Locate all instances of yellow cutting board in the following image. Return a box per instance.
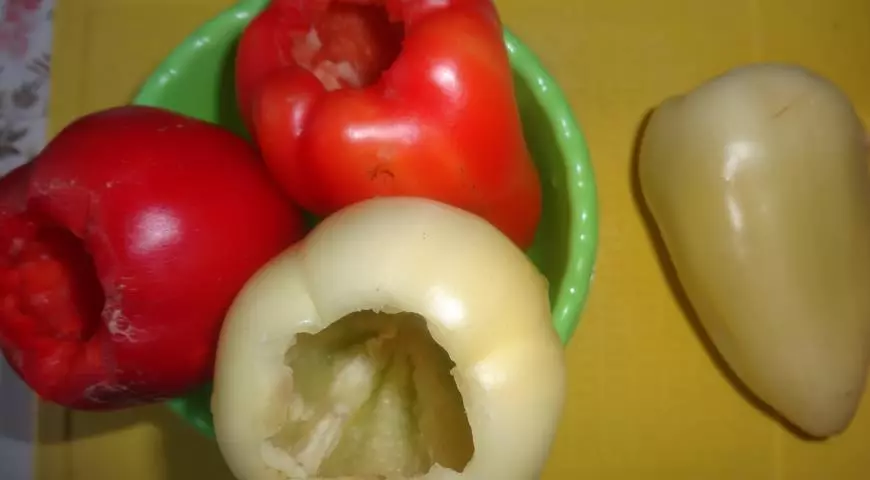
[40,0,870,478]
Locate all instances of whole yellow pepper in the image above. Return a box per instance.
[639,64,870,438]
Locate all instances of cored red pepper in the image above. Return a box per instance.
[0,106,305,409]
[235,0,542,247]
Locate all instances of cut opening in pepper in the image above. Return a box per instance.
[292,1,404,90]
[266,309,474,477]
[2,221,105,344]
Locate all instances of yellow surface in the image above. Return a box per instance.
[39,0,870,478]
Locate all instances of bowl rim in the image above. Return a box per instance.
[499,32,599,344]
[134,0,599,436]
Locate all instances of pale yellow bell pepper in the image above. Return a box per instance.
[211,197,566,479]
[639,63,870,438]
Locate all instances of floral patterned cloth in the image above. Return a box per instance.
[0,2,53,479]
[0,0,53,177]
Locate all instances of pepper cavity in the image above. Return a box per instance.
[1,217,104,345]
[266,310,473,477]
[290,2,404,91]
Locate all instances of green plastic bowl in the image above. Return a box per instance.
[133,0,598,438]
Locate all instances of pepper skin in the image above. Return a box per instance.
[639,64,870,437]
[235,0,542,248]
[0,105,305,409]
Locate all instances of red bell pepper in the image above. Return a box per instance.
[235,0,542,248]
[0,106,305,409]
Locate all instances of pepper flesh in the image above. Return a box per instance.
[235,0,543,248]
[638,64,870,437]
[0,106,305,409]
[212,197,565,479]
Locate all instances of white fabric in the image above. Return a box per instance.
[0,0,56,478]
